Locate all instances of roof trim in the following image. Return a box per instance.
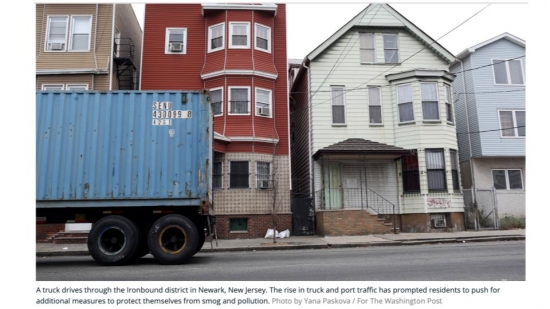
[201,3,277,15]
[455,32,525,61]
[307,3,455,63]
[36,69,108,75]
[201,69,277,80]
[385,69,456,82]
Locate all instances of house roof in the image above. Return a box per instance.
[312,138,413,160]
[306,3,455,63]
[454,32,525,61]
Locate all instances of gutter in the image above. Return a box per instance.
[36,69,109,75]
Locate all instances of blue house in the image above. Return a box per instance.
[450,33,525,228]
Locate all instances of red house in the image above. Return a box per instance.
[141,3,291,239]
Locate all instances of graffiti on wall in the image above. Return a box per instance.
[427,198,451,208]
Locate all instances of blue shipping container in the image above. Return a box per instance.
[36,91,211,208]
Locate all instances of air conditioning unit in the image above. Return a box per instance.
[257,107,270,116]
[431,214,447,228]
[169,42,183,52]
[49,42,64,51]
[258,180,270,189]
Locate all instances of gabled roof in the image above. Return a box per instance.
[312,138,412,159]
[455,32,525,61]
[306,3,455,63]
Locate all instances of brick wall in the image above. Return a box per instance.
[36,223,65,243]
[400,212,466,233]
[315,210,393,236]
[215,214,292,239]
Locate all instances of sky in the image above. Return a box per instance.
[131,1,530,59]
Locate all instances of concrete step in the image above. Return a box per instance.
[53,237,88,244]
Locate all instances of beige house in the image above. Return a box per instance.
[36,3,142,91]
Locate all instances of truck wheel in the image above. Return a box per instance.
[148,214,198,265]
[194,227,206,255]
[87,215,140,266]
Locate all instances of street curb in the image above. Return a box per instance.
[36,236,524,257]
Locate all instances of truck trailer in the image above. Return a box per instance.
[36,90,213,266]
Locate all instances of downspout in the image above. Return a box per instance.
[457,58,477,230]
[109,4,116,90]
[93,4,99,72]
[303,60,313,198]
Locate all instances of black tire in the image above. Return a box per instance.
[148,214,199,265]
[87,215,140,266]
[194,227,206,255]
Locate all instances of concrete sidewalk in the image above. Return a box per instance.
[36,229,525,257]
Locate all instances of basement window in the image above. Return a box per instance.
[431,214,447,228]
[230,218,248,232]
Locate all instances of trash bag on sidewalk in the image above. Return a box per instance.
[278,229,290,238]
[264,229,278,238]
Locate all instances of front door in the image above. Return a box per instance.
[323,163,342,209]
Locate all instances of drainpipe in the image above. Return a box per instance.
[457,58,477,230]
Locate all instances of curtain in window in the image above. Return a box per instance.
[368,87,382,123]
[426,150,446,191]
[493,60,509,84]
[169,30,184,43]
[232,24,247,46]
[256,25,269,50]
[331,87,345,124]
[359,33,375,63]
[383,34,398,63]
[71,16,91,50]
[509,60,524,84]
[49,17,67,43]
[210,89,222,115]
[397,84,413,122]
[402,154,420,193]
[516,111,525,136]
[230,88,248,114]
[421,83,439,120]
[211,25,223,49]
[499,111,515,136]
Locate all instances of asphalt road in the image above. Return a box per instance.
[36,241,525,281]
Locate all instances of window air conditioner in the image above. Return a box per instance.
[258,180,270,189]
[169,42,183,52]
[432,215,447,228]
[258,107,270,116]
[49,42,64,51]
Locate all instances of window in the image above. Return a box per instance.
[228,87,250,115]
[499,110,525,137]
[397,84,413,123]
[45,16,68,51]
[114,28,121,57]
[421,83,439,120]
[230,161,249,188]
[383,33,399,63]
[331,86,346,125]
[42,84,64,90]
[165,28,186,54]
[402,154,420,193]
[255,88,272,117]
[367,86,382,124]
[69,16,92,51]
[210,88,223,116]
[256,162,271,189]
[359,33,375,63]
[66,84,88,90]
[450,150,459,192]
[255,23,271,52]
[426,149,446,192]
[213,162,223,189]
[492,169,523,190]
[229,22,250,48]
[230,218,248,232]
[208,23,225,52]
[444,84,453,122]
[492,59,524,85]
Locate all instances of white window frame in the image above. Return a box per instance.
[491,58,525,86]
[210,87,224,117]
[492,169,524,190]
[42,84,65,90]
[68,15,92,52]
[208,22,225,53]
[66,84,88,90]
[498,110,525,138]
[256,161,272,189]
[383,33,399,64]
[420,82,440,121]
[359,32,376,64]
[254,23,271,53]
[255,87,272,118]
[396,83,414,123]
[228,86,251,115]
[165,27,187,54]
[367,86,383,125]
[45,15,69,52]
[330,86,346,126]
[229,22,250,49]
[444,84,453,123]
